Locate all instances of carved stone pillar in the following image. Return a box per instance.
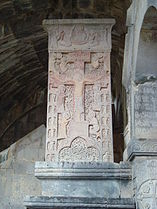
[122,1,157,209]
[24,19,134,209]
[44,19,114,163]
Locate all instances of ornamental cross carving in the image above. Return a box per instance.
[62,51,91,122]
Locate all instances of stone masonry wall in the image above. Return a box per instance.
[0,125,45,209]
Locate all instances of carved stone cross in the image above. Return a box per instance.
[68,51,90,121]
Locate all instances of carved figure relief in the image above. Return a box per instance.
[55,24,106,50]
[89,113,100,140]
[45,20,114,162]
[71,25,88,45]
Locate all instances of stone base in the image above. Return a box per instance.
[24,196,135,209]
[34,162,132,198]
[24,162,134,208]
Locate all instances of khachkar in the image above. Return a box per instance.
[45,19,114,163]
[24,19,135,209]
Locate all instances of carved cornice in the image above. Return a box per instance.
[35,161,132,180]
[127,139,157,160]
[43,19,115,52]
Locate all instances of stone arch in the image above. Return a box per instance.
[135,6,157,82]
[123,1,157,87]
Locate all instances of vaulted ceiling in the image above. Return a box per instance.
[0,0,131,162]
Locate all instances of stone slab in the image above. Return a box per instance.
[24,196,135,209]
[35,161,131,179]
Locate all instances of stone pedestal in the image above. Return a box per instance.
[35,162,132,198]
[24,162,134,209]
[24,19,135,209]
[125,139,157,209]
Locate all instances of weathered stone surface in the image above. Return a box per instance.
[0,125,46,209]
[35,161,132,179]
[24,196,135,209]
[44,19,115,163]
[24,160,133,208]
[133,157,157,209]
[134,81,157,139]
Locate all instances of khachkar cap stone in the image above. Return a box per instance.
[43,19,115,163]
[43,19,115,52]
